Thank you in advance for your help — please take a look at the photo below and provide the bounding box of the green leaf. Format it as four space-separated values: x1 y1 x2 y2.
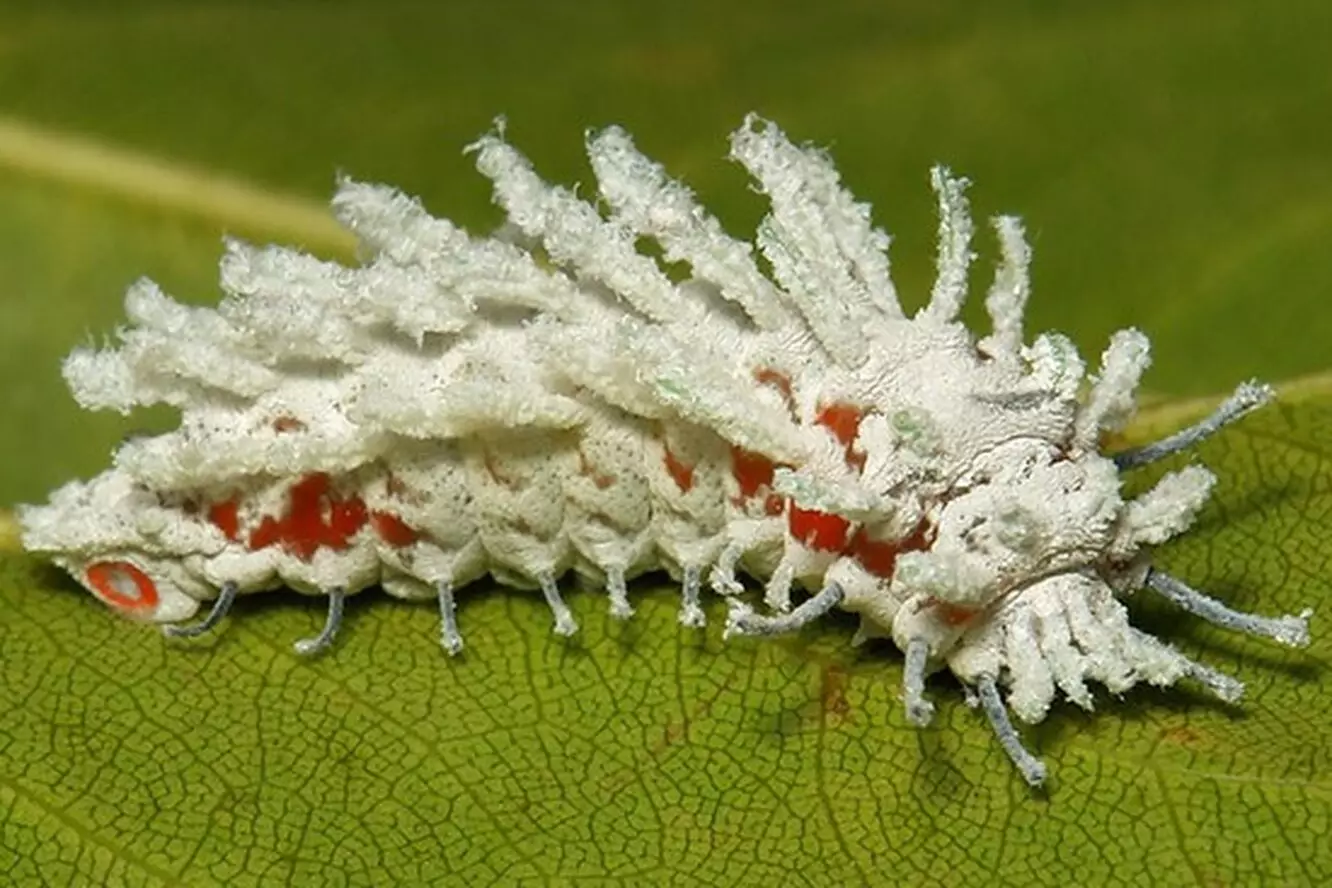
1 388 1329 885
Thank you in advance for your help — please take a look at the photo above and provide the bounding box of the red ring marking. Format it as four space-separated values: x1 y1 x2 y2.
788 505 852 552
85 561 160 612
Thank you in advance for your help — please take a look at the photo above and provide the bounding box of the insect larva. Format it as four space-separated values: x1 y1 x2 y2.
20 115 1312 787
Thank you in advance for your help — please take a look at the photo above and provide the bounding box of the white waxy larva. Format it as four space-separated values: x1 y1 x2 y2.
19 116 1312 788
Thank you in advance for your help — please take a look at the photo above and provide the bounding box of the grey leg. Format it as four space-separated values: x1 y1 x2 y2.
1182 657 1245 704
903 637 936 727
1146 569 1311 647
679 565 706 628
976 674 1047 787
724 583 845 640
294 587 346 656
538 572 579 637
163 581 238 638
606 566 634 620
1114 381 1273 469
437 579 464 656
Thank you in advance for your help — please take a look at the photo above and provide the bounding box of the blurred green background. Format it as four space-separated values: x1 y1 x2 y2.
2 0 1330 505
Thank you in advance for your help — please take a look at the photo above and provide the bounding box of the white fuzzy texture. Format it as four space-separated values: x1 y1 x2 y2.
20 116 1292 780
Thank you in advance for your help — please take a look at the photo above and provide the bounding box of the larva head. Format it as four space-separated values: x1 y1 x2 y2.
893 447 1123 607
19 469 224 622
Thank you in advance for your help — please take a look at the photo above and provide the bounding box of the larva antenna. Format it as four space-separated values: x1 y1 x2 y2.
468 127 700 327
1145 569 1312 649
332 177 588 322
728 116 882 367
917 165 976 326
586 125 795 331
978 215 1032 360
1073 328 1152 450
1112 380 1274 470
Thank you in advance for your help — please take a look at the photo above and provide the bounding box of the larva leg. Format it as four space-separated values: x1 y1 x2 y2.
975 674 1047 788
606 565 634 620
1112 381 1273 469
437 580 464 656
1145 569 1311 647
724 583 845 640
293 587 346 656
902 637 936 727
709 545 746 597
162 581 238 639
538 571 579 637
764 558 796 613
679 564 706 628
1123 626 1245 703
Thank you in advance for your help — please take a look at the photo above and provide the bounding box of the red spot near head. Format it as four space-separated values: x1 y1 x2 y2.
788 505 852 552
816 402 867 473
85 561 159 612
371 511 420 547
932 601 978 627
272 415 307 434
731 446 775 498
729 446 790 516
247 472 369 561
753 367 797 418
207 498 241 542
663 445 695 493
848 519 935 579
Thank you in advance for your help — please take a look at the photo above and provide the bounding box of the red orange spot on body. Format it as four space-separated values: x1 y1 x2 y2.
753 367 797 417
932 600 978 627
247 472 369 561
86 561 159 612
207 498 241 542
730 446 790 516
371 511 420 547
731 446 775 498
271 415 307 434
663 446 695 493
848 520 934 579
788 505 852 552
816 402 867 472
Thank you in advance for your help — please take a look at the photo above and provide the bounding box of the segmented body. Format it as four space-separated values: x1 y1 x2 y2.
21 116 1312 787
